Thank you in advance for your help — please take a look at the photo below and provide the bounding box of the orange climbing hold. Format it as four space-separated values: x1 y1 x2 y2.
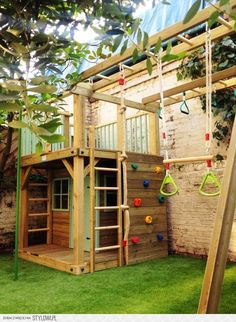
154 166 162 174
145 216 153 224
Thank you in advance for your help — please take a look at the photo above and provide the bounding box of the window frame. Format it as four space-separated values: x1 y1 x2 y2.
52 177 70 211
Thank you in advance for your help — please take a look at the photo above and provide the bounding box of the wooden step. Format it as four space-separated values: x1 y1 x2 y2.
94 187 119 190
95 225 120 231
94 206 119 210
28 213 49 217
28 228 49 233
29 183 48 187
94 167 119 172
95 245 120 251
28 198 49 202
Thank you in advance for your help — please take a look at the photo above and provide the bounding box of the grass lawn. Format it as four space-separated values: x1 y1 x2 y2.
0 254 235 314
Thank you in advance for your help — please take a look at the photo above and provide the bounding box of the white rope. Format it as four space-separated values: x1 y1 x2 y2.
158 49 169 163
205 24 212 156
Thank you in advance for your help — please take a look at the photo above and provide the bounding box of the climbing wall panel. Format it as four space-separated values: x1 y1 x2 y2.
127 152 168 265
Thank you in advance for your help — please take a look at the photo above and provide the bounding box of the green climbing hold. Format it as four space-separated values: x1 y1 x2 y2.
158 194 165 203
131 163 138 170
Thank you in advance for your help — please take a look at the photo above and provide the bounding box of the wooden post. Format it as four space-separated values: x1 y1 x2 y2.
47 170 52 244
19 168 28 250
89 126 95 272
73 94 85 148
64 115 70 148
73 94 85 266
198 119 236 313
149 112 160 155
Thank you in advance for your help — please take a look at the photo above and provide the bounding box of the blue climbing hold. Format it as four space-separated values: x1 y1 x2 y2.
157 233 164 241
143 180 150 188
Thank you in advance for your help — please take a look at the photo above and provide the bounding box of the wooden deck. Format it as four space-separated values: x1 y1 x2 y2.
19 244 119 275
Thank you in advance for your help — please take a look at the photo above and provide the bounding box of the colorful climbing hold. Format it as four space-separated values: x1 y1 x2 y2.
154 166 162 174
131 163 138 170
134 198 142 207
143 180 150 188
122 240 127 247
118 77 125 86
131 236 141 244
158 194 165 204
157 233 164 241
145 216 153 224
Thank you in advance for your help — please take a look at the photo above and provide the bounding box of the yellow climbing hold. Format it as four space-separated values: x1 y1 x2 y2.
154 166 162 174
145 216 153 224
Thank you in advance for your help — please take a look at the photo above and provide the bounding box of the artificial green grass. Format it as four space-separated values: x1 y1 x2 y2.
0 254 235 314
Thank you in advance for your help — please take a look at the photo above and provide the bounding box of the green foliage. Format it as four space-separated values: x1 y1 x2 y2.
177 36 236 146
183 0 201 24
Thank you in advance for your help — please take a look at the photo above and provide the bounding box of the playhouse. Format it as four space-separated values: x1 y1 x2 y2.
15 2 236 313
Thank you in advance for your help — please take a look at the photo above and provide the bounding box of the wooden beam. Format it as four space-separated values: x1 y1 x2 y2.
73 94 85 148
163 155 213 164
198 119 236 313
21 166 32 189
64 115 70 148
71 83 158 113
92 21 235 92
73 156 84 266
149 112 160 155
89 126 95 273
142 66 236 104
79 2 236 81
62 159 73 178
176 35 193 46
217 16 233 29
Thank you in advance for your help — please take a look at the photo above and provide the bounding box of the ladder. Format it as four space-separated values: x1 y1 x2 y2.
89 150 122 273
26 171 52 245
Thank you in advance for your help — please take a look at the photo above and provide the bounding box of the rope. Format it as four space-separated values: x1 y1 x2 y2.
158 49 169 170
118 63 130 264
205 24 212 160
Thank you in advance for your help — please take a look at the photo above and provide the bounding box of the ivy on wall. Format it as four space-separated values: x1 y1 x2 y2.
177 35 236 148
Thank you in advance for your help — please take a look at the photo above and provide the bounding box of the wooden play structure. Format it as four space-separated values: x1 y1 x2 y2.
17 1 236 313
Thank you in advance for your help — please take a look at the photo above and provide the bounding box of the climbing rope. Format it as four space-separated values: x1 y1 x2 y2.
158 49 179 197
199 24 221 197
118 63 130 263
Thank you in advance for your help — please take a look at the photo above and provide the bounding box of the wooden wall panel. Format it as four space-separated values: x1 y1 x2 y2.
127 152 168 264
52 211 70 248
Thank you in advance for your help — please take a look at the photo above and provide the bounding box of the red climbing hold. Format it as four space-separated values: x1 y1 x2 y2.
205 133 210 141
134 198 142 207
131 236 140 244
207 159 212 168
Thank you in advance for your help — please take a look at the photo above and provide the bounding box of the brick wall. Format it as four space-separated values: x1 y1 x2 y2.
97 61 236 261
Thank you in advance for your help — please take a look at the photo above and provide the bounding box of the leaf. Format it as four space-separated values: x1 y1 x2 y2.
29 85 57 94
143 31 149 50
112 35 123 52
29 76 50 85
146 58 153 76
137 28 142 44
166 40 172 55
106 29 124 35
162 54 179 62
36 142 43 156
208 11 220 28
39 118 62 133
40 134 66 144
234 22 236 32
120 39 128 56
219 0 230 6
0 102 22 111
183 0 201 24
0 82 25 92
153 37 162 54
132 48 139 64
8 120 28 128
11 42 29 54
29 104 58 113
31 123 53 136
0 94 19 101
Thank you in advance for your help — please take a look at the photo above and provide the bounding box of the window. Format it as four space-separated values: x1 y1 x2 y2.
52 178 70 210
